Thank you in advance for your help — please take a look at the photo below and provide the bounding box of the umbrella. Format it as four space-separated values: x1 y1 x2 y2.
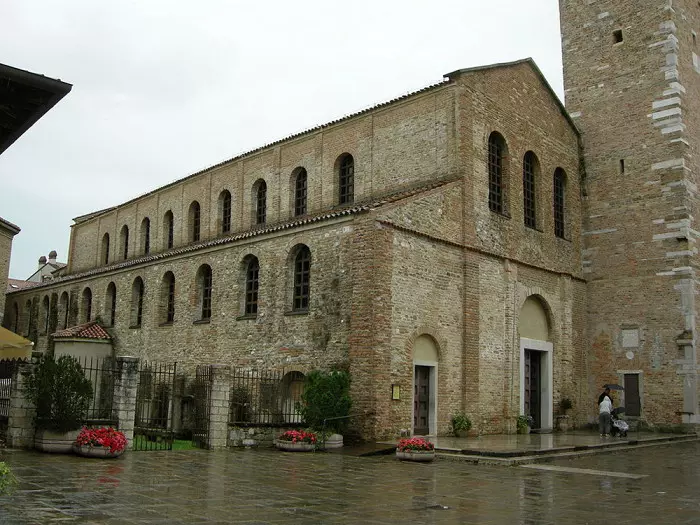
604 384 624 391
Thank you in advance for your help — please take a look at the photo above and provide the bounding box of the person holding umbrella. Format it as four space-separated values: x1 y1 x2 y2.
598 387 613 437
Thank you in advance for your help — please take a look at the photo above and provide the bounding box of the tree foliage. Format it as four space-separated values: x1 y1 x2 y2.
297 370 352 434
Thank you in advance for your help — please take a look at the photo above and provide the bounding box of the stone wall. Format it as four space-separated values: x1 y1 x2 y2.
0 219 20 323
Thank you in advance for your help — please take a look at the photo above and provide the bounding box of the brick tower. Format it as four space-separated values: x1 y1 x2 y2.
560 0 700 426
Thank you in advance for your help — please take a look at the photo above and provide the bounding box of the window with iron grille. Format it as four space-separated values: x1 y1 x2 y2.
488 133 504 213
554 168 566 238
523 151 537 229
293 246 311 311
107 283 117 327
83 288 92 322
295 169 307 216
121 225 129 260
42 296 49 334
190 201 201 242
339 154 354 205
142 217 150 255
102 233 110 265
162 272 175 324
60 292 68 329
25 300 32 336
165 211 174 249
12 303 18 333
245 257 259 316
256 182 267 225
200 265 213 320
132 277 144 328
221 191 232 233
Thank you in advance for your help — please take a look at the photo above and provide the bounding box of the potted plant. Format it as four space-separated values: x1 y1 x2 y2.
557 398 573 432
516 415 534 434
275 429 317 452
25 354 93 453
73 427 127 458
0 462 17 495
297 370 352 449
451 412 472 438
396 437 435 462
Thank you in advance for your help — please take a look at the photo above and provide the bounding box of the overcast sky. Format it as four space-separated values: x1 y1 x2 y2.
1 0 563 279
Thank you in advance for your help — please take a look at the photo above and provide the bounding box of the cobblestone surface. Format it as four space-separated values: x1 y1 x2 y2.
1 442 699 524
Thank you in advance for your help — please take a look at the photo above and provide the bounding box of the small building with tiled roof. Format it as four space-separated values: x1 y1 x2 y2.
26 251 67 283
52 321 113 362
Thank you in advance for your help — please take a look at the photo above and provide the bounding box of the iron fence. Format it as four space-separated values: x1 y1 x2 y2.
192 365 211 448
229 368 305 426
133 361 177 451
75 356 117 426
0 358 26 419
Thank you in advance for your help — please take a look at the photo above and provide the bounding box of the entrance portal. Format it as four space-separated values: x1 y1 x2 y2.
414 366 430 435
412 334 439 436
524 349 542 429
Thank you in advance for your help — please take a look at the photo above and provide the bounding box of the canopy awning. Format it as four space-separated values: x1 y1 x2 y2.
0 326 33 359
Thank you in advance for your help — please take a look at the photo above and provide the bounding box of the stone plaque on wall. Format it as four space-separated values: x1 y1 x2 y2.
621 329 639 348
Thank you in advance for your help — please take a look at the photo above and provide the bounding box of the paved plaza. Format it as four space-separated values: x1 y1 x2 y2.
1 441 700 524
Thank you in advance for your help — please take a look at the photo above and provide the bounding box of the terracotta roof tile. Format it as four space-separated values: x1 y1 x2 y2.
6 279 39 293
52 321 112 340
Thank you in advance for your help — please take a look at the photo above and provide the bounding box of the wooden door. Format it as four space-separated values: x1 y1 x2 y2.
414 366 430 435
624 374 641 416
524 350 541 429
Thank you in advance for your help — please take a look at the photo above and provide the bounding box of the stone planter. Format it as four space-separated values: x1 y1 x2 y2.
275 441 315 452
322 434 344 449
454 429 469 438
556 415 571 433
73 445 124 459
34 429 81 454
396 449 436 462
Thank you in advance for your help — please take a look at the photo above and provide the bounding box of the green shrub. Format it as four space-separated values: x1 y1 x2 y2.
25 355 93 433
0 462 17 495
560 397 573 414
297 370 352 434
451 412 472 433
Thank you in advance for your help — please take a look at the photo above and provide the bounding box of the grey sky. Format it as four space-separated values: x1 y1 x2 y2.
0 0 563 279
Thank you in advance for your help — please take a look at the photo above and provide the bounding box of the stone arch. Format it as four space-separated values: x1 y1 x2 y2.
280 371 305 423
409 331 442 436
516 287 557 340
518 294 551 341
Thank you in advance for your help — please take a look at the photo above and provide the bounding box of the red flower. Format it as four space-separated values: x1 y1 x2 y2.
397 437 434 452
74 427 127 454
277 430 317 444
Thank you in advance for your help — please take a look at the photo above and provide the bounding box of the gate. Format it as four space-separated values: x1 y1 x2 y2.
133 361 177 451
0 359 26 420
191 365 211 449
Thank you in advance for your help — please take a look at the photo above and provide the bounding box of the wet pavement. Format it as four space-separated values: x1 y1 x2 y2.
1 441 700 524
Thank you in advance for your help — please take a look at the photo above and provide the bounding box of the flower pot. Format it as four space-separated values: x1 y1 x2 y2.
275 441 315 452
322 434 344 449
454 429 469 438
73 444 124 458
34 429 81 454
396 449 435 462
556 415 570 433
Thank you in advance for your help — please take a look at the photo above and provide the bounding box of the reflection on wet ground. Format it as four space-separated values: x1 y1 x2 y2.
1 441 699 524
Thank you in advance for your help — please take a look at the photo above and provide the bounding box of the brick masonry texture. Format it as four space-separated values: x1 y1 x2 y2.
5 58 588 440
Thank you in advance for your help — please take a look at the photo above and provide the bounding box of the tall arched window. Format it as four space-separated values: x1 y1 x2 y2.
523 151 539 229
292 245 311 312
120 225 130 260
131 277 145 328
59 292 69 329
553 168 567 238
189 201 201 242
11 303 19 333
141 217 151 255
219 190 232 234
244 256 260 316
82 287 92 323
41 296 50 335
101 233 110 265
338 154 354 205
488 132 508 214
105 282 117 327
197 264 213 321
24 299 32 336
254 180 267 225
294 168 308 216
161 272 176 324
164 210 174 250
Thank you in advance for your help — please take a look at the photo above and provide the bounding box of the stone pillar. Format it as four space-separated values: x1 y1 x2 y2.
7 362 36 448
113 356 139 450
207 365 231 450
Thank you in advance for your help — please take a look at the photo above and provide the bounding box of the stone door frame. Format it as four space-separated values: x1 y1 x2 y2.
412 360 438 436
520 337 553 431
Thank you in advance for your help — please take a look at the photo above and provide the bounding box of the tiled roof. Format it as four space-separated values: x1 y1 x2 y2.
8 176 460 294
72 78 452 223
6 279 39 293
52 321 112 340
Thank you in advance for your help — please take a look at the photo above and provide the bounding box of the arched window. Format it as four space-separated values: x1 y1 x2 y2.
219 190 232 234
197 264 213 321
105 282 117 327
24 299 32 336
59 292 69 329
553 168 567 239
130 277 145 328
292 245 311 312
488 132 508 214
294 168 307 216
254 180 267 225
11 302 19 333
523 151 539 229
189 201 201 242
244 256 260 316
120 225 130 260
101 233 110 265
338 154 354 205
41 296 50 335
82 287 92 323
164 210 174 250
161 272 176 324
141 217 151 255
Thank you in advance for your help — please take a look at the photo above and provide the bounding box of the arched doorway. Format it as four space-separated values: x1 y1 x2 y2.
413 335 439 436
519 296 553 431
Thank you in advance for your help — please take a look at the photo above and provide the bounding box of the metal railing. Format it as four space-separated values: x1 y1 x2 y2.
229 368 305 426
0 358 26 419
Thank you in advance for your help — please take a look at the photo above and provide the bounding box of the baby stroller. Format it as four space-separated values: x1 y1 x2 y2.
610 407 628 437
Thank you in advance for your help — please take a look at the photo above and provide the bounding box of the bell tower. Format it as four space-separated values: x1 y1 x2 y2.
560 0 700 425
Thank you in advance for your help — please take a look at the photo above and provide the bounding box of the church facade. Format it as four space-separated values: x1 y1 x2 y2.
5 0 699 438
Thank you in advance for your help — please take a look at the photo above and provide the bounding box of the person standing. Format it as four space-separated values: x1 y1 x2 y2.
599 387 612 437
